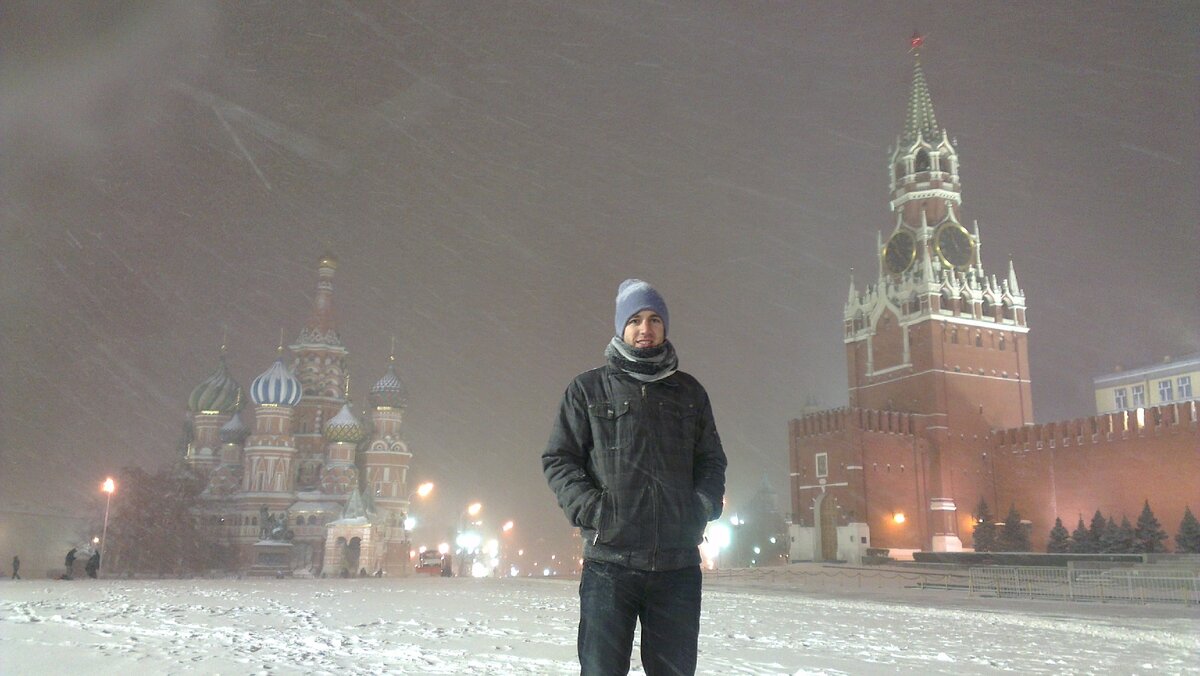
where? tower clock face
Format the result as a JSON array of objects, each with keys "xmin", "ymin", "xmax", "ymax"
[
  {"xmin": 933, "ymin": 222, "xmax": 974, "ymax": 269},
  {"xmin": 882, "ymin": 230, "xmax": 916, "ymax": 274}
]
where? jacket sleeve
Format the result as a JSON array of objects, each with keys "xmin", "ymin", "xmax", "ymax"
[
  {"xmin": 693, "ymin": 390, "xmax": 728, "ymax": 521},
  {"xmin": 542, "ymin": 379, "xmax": 603, "ymax": 529}
]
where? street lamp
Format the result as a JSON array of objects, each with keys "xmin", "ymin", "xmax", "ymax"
[
  {"xmin": 457, "ymin": 502, "xmax": 483, "ymax": 576},
  {"xmin": 500, "ymin": 520, "xmax": 515, "ymax": 576},
  {"xmin": 100, "ymin": 477, "xmax": 115, "ymax": 576},
  {"xmin": 399, "ymin": 482, "xmax": 435, "ymax": 576}
]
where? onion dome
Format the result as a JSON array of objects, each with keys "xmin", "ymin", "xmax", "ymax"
[
  {"xmin": 188, "ymin": 356, "xmax": 243, "ymax": 414},
  {"xmin": 324, "ymin": 403, "xmax": 365, "ymax": 443},
  {"xmin": 369, "ymin": 359, "xmax": 408, "ymax": 408},
  {"xmin": 250, "ymin": 358, "xmax": 302, "ymax": 406},
  {"xmin": 219, "ymin": 412, "xmax": 250, "ymax": 444}
]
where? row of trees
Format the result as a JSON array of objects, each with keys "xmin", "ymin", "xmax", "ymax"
[{"xmin": 972, "ymin": 499, "xmax": 1200, "ymax": 554}]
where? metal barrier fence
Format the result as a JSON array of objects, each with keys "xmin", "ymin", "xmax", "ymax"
[{"xmin": 968, "ymin": 566, "xmax": 1200, "ymax": 605}]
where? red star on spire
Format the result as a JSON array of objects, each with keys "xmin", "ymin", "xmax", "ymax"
[{"xmin": 910, "ymin": 32, "xmax": 925, "ymax": 51}]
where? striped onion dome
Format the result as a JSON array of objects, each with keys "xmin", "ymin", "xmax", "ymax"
[
  {"xmin": 218, "ymin": 412, "xmax": 250, "ymax": 444},
  {"xmin": 250, "ymin": 358, "xmax": 302, "ymax": 407},
  {"xmin": 369, "ymin": 361, "xmax": 408, "ymax": 408},
  {"xmin": 187, "ymin": 356, "xmax": 242, "ymax": 413},
  {"xmin": 324, "ymin": 403, "xmax": 365, "ymax": 443}
]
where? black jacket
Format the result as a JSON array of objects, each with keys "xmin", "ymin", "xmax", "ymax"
[{"xmin": 542, "ymin": 364, "xmax": 727, "ymax": 571}]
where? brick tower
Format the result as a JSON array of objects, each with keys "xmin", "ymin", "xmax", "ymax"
[{"xmin": 792, "ymin": 36, "xmax": 1035, "ymax": 557}]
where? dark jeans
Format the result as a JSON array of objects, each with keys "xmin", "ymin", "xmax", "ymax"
[{"xmin": 578, "ymin": 560, "xmax": 702, "ymax": 676}]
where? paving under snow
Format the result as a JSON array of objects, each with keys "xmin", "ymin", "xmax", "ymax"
[{"xmin": 2, "ymin": 571, "xmax": 1197, "ymax": 675}]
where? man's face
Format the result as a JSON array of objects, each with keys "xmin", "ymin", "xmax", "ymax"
[{"xmin": 622, "ymin": 310, "xmax": 665, "ymax": 349}]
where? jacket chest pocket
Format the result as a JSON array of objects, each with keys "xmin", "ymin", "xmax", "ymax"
[
  {"xmin": 588, "ymin": 399, "xmax": 633, "ymax": 451},
  {"xmin": 657, "ymin": 400, "xmax": 699, "ymax": 466}
]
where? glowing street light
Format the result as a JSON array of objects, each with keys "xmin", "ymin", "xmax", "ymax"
[
  {"xmin": 398, "ymin": 482, "xmax": 434, "ymax": 577},
  {"xmin": 99, "ymin": 477, "xmax": 115, "ymax": 576},
  {"xmin": 892, "ymin": 512, "xmax": 906, "ymax": 525}
]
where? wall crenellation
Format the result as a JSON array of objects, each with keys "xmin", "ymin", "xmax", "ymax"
[
  {"xmin": 794, "ymin": 406, "xmax": 918, "ymax": 438},
  {"xmin": 994, "ymin": 401, "xmax": 1197, "ymax": 451}
]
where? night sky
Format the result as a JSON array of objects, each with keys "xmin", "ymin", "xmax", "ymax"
[{"xmin": 2, "ymin": 2, "xmax": 1196, "ymax": 549}]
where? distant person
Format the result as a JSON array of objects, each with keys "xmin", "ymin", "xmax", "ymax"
[
  {"xmin": 64, "ymin": 548, "xmax": 77, "ymax": 579},
  {"xmin": 542, "ymin": 278, "xmax": 728, "ymax": 675},
  {"xmin": 85, "ymin": 552, "xmax": 100, "ymax": 579},
  {"xmin": 440, "ymin": 555, "xmax": 453, "ymax": 578},
  {"xmin": 11, "ymin": 555, "xmax": 19, "ymax": 579}
]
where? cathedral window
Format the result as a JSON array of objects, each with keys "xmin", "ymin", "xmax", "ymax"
[
  {"xmin": 815, "ymin": 453, "xmax": 828, "ymax": 478},
  {"xmin": 1158, "ymin": 379, "xmax": 1174, "ymax": 403},
  {"xmin": 1113, "ymin": 388, "xmax": 1128, "ymax": 410},
  {"xmin": 1179, "ymin": 376, "xmax": 1193, "ymax": 399}
]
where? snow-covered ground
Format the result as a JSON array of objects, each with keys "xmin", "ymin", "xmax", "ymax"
[{"xmin": 2, "ymin": 572, "xmax": 1197, "ymax": 675}]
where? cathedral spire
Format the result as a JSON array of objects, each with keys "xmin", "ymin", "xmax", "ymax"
[
  {"xmin": 903, "ymin": 33, "xmax": 940, "ymax": 147},
  {"xmin": 296, "ymin": 253, "xmax": 342, "ymax": 348}
]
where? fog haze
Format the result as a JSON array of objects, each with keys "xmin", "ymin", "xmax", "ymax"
[{"xmin": 2, "ymin": 2, "xmax": 1197, "ymax": 548}]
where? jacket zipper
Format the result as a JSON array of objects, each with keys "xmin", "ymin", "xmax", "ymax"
[{"xmin": 644, "ymin": 381, "xmax": 660, "ymax": 569}]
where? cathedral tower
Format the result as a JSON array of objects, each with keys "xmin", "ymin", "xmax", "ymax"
[
  {"xmin": 184, "ymin": 349, "xmax": 242, "ymax": 476},
  {"xmin": 240, "ymin": 353, "xmax": 302, "ymax": 507},
  {"xmin": 288, "ymin": 254, "xmax": 349, "ymax": 490},
  {"xmin": 363, "ymin": 353, "xmax": 414, "ymax": 575}
]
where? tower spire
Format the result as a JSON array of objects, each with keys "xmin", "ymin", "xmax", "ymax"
[
  {"xmin": 296, "ymin": 253, "xmax": 343, "ymax": 348},
  {"xmin": 903, "ymin": 33, "xmax": 940, "ymax": 147}
]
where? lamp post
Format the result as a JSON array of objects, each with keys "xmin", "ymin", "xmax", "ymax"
[
  {"xmin": 399, "ymin": 482, "xmax": 434, "ymax": 576},
  {"xmin": 100, "ymin": 477, "xmax": 115, "ymax": 577},
  {"xmin": 456, "ymin": 502, "xmax": 482, "ymax": 576},
  {"xmin": 500, "ymin": 520, "xmax": 515, "ymax": 577}
]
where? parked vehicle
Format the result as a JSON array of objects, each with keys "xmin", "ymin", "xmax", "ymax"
[{"xmin": 416, "ymin": 551, "xmax": 447, "ymax": 576}]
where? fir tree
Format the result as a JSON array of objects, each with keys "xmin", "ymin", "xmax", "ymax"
[
  {"xmin": 1115, "ymin": 516, "xmax": 1135, "ymax": 553},
  {"xmin": 1046, "ymin": 517, "xmax": 1071, "ymax": 553},
  {"xmin": 105, "ymin": 463, "xmax": 224, "ymax": 576},
  {"xmin": 1176, "ymin": 506, "xmax": 1200, "ymax": 554},
  {"xmin": 1070, "ymin": 515, "xmax": 1092, "ymax": 553},
  {"xmin": 972, "ymin": 498, "xmax": 997, "ymax": 553},
  {"xmin": 997, "ymin": 504, "xmax": 1031, "ymax": 552},
  {"xmin": 1132, "ymin": 500, "xmax": 1168, "ymax": 554},
  {"xmin": 1098, "ymin": 516, "xmax": 1125, "ymax": 553},
  {"xmin": 1087, "ymin": 510, "xmax": 1108, "ymax": 552}
]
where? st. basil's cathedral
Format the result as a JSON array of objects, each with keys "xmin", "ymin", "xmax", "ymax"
[{"xmin": 181, "ymin": 254, "xmax": 414, "ymax": 576}]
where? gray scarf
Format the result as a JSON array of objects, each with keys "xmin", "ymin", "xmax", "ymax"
[{"xmin": 605, "ymin": 337, "xmax": 678, "ymax": 382}]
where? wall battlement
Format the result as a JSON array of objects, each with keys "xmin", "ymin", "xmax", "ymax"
[
  {"xmin": 793, "ymin": 406, "xmax": 918, "ymax": 438},
  {"xmin": 993, "ymin": 401, "xmax": 1198, "ymax": 450}
]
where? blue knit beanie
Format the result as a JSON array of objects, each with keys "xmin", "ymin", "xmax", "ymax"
[{"xmin": 614, "ymin": 279, "xmax": 669, "ymax": 338}]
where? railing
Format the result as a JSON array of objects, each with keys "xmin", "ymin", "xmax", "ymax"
[
  {"xmin": 968, "ymin": 566, "xmax": 1200, "ymax": 605},
  {"xmin": 704, "ymin": 565, "xmax": 970, "ymax": 592}
]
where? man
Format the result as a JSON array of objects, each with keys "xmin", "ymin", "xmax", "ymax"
[
  {"xmin": 10, "ymin": 555, "xmax": 18, "ymax": 580},
  {"xmin": 64, "ymin": 547, "xmax": 77, "ymax": 580},
  {"xmin": 543, "ymin": 278, "xmax": 727, "ymax": 675}
]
